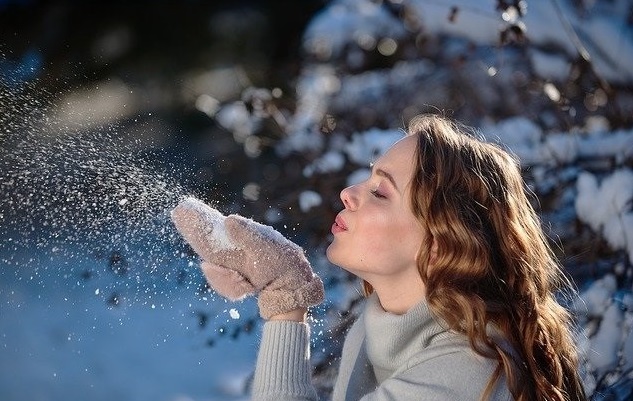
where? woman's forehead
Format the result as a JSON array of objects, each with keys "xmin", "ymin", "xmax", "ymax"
[
  {"xmin": 378, "ymin": 135, "xmax": 417, "ymax": 165},
  {"xmin": 375, "ymin": 136, "xmax": 417, "ymax": 184}
]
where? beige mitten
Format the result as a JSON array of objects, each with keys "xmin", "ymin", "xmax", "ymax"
[{"xmin": 171, "ymin": 197, "xmax": 324, "ymax": 319}]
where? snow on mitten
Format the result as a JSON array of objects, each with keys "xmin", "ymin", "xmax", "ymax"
[
  {"xmin": 171, "ymin": 197, "xmax": 324, "ymax": 319},
  {"xmin": 171, "ymin": 197, "xmax": 254, "ymax": 300}
]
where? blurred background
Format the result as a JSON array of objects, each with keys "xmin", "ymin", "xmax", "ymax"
[
  {"xmin": 1, "ymin": 0, "xmax": 632, "ymax": 400},
  {"xmin": 0, "ymin": 0, "xmax": 326, "ymax": 211}
]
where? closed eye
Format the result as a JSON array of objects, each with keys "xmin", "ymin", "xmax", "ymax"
[{"xmin": 370, "ymin": 189, "xmax": 387, "ymax": 199}]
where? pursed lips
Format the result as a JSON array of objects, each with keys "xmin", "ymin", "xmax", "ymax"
[{"xmin": 331, "ymin": 214, "xmax": 348, "ymax": 234}]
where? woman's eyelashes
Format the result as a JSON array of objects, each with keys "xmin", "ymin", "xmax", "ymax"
[{"xmin": 370, "ymin": 188, "xmax": 387, "ymax": 199}]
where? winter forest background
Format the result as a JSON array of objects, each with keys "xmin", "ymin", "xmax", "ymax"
[{"xmin": 1, "ymin": 0, "xmax": 632, "ymax": 400}]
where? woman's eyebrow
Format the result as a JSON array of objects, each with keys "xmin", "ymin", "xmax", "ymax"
[{"xmin": 371, "ymin": 164, "xmax": 399, "ymax": 192}]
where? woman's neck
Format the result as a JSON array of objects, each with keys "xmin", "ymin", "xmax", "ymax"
[{"xmin": 370, "ymin": 275, "xmax": 426, "ymax": 315}]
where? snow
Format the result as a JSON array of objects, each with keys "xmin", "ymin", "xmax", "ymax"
[
  {"xmin": 480, "ymin": 119, "xmax": 633, "ymax": 167},
  {"xmin": 175, "ymin": 196, "xmax": 294, "ymax": 247},
  {"xmin": 303, "ymin": 151, "xmax": 346, "ymax": 176},
  {"xmin": 215, "ymin": 102, "xmax": 259, "ymax": 140},
  {"xmin": 174, "ymin": 197, "xmax": 237, "ymax": 251},
  {"xmin": 0, "ymin": 250, "xmax": 259, "ymax": 401},
  {"xmin": 304, "ymin": 0, "xmax": 633, "ymax": 84},
  {"xmin": 299, "ymin": 191, "xmax": 323, "ymax": 213},
  {"xmin": 528, "ymin": 48, "xmax": 572, "ymax": 83},
  {"xmin": 2, "ymin": 0, "xmax": 633, "ymax": 400},
  {"xmin": 303, "ymin": 0, "xmax": 408, "ymax": 62},
  {"xmin": 344, "ymin": 128, "xmax": 404, "ymax": 165},
  {"xmin": 575, "ymin": 169, "xmax": 633, "ymax": 263}
]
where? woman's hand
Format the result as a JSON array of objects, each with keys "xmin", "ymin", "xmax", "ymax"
[{"xmin": 172, "ymin": 198, "xmax": 324, "ymax": 319}]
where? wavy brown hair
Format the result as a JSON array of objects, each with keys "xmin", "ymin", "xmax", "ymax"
[{"xmin": 366, "ymin": 114, "xmax": 586, "ymax": 401}]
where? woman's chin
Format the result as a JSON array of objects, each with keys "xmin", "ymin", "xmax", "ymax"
[
  {"xmin": 326, "ymin": 244, "xmax": 347, "ymax": 270},
  {"xmin": 325, "ymin": 243, "xmax": 337, "ymax": 265}
]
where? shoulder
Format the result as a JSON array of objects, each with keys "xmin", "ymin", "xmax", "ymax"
[
  {"xmin": 396, "ymin": 334, "xmax": 511, "ymax": 400},
  {"xmin": 339, "ymin": 311, "xmax": 365, "ymax": 356},
  {"xmin": 406, "ymin": 331, "xmax": 495, "ymax": 374}
]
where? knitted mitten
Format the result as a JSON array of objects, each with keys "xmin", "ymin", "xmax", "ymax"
[{"xmin": 171, "ymin": 197, "xmax": 324, "ymax": 319}]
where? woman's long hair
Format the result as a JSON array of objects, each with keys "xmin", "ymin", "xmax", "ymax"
[{"xmin": 378, "ymin": 114, "xmax": 586, "ymax": 401}]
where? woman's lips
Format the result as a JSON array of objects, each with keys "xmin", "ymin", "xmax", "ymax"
[{"xmin": 331, "ymin": 215, "xmax": 347, "ymax": 234}]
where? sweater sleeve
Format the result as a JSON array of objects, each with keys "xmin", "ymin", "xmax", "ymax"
[{"xmin": 252, "ymin": 320, "xmax": 319, "ymax": 401}]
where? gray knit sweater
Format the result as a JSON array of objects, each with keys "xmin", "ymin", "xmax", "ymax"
[{"xmin": 252, "ymin": 293, "xmax": 513, "ymax": 401}]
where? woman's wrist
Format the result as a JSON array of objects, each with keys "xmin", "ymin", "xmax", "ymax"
[{"xmin": 268, "ymin": 307, "xmax": 307, "ymax": 322}]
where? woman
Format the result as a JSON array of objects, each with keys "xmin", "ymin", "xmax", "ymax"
[{"xmin": 171, "ymin": 114, "xmax": 587, "ymax": 401}]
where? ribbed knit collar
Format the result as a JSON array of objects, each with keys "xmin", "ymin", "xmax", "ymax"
[{"xmin": 363, "ymin": 293, "xmax": 448, "ymax": 382}]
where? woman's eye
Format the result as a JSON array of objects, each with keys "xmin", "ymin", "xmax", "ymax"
[{"xmin": 370, "ymin": 189, "xmax": 387, "ymax": 199}]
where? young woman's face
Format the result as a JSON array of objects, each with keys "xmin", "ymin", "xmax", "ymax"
[{"xmin": 327, "ymin": 135, "xmax": 428, "ymax": 285}]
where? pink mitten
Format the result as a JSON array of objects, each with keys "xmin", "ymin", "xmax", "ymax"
[{"xmin": 171, "ymin": 197, "xmax": 324, "ymax": 319}]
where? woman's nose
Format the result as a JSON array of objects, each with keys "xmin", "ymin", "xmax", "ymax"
[{"xmin": 340, "ymin": 185, "xmax": 357, "ymax": 210}]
